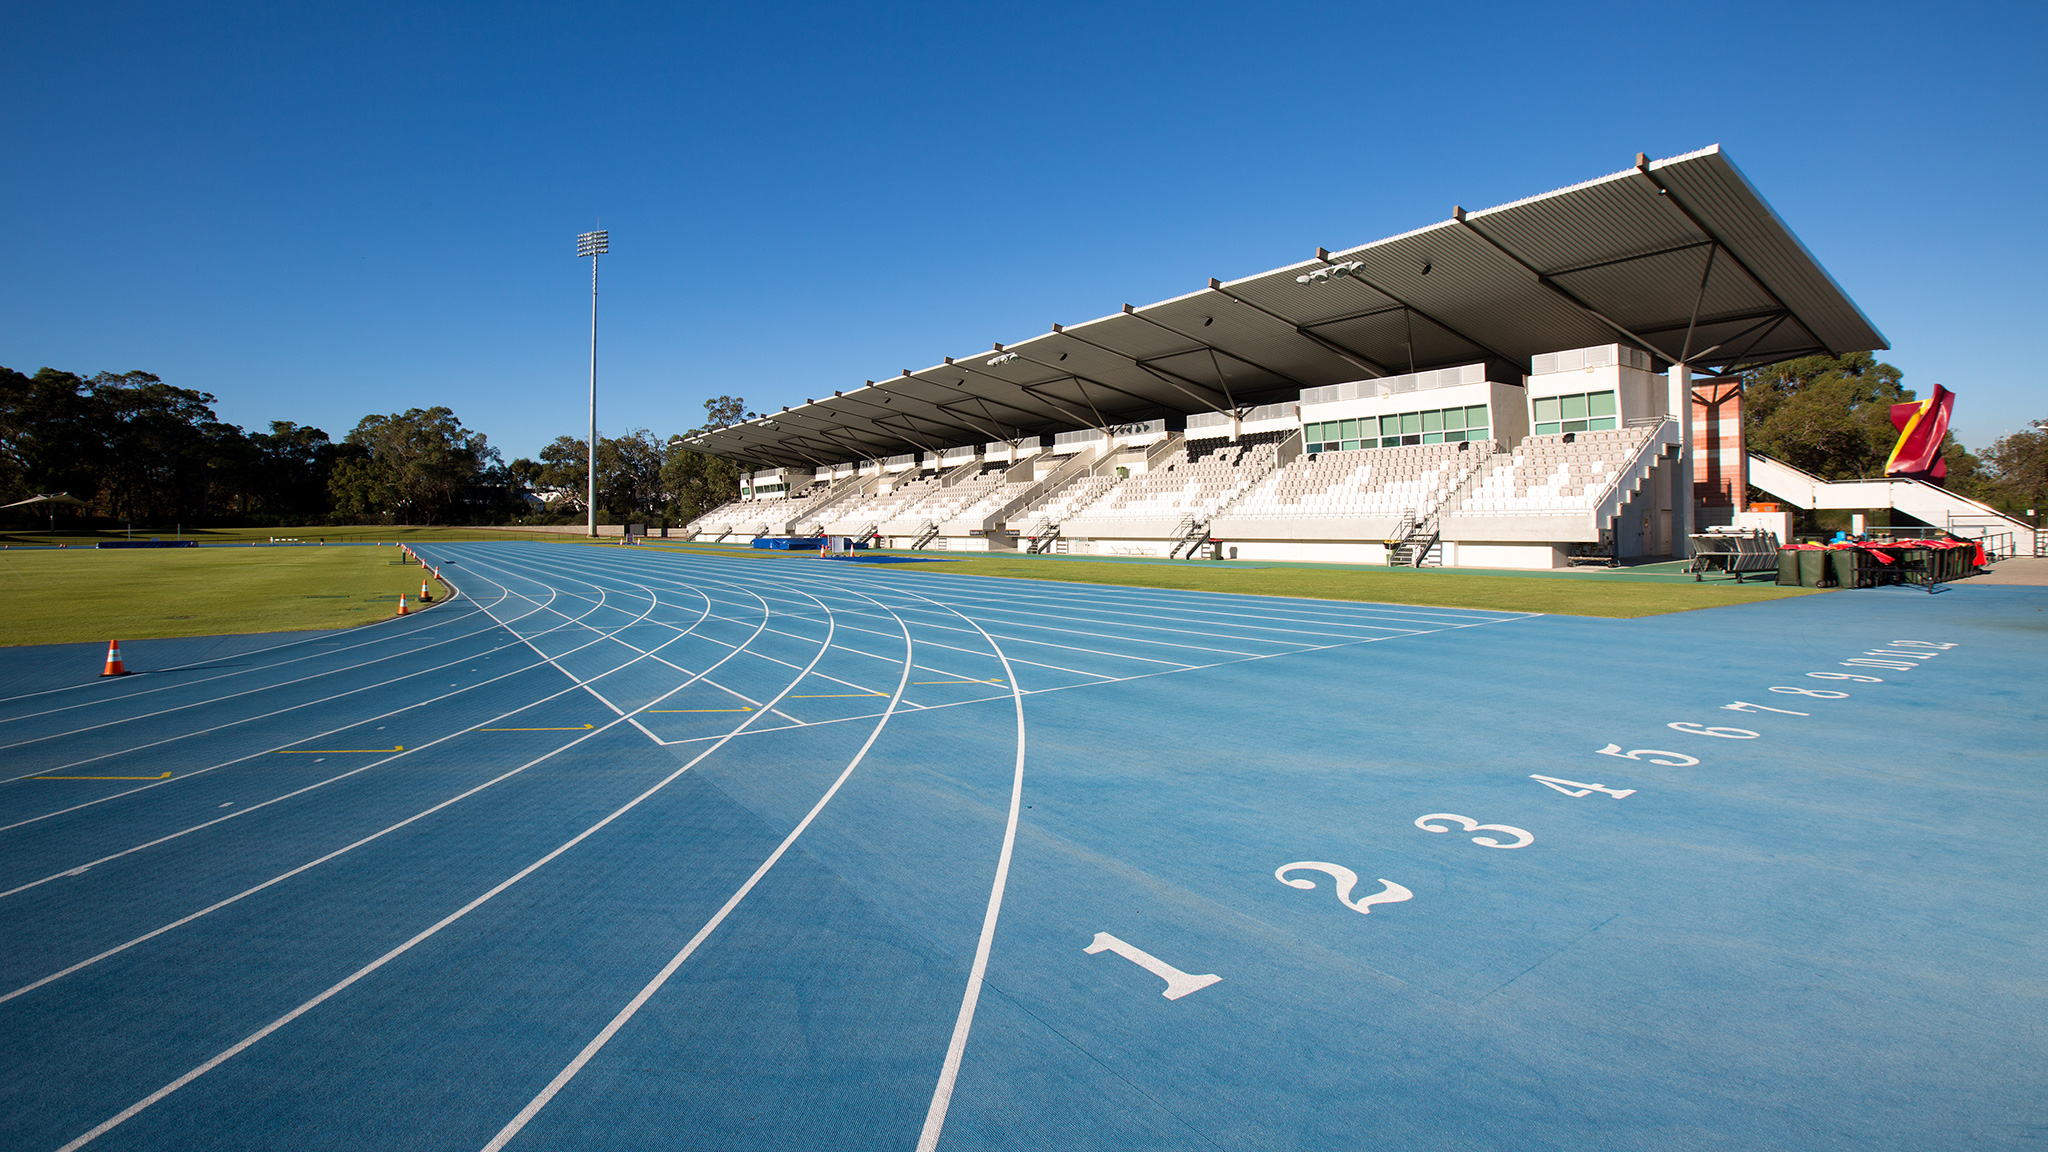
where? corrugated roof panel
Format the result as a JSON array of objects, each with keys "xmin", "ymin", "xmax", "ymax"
[
  {"xmin": 686, "ymin": 146, "xmax": 1884, "ymax": 465},
  {"xmin": 1651, "ymin": 151, "xmax": 1886, "ymax": 354}
]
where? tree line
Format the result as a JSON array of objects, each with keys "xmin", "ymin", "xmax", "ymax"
[
  {"xmin": 4, "ymin": 358, "xmax": 2041, "ymax": 532},
  {"xmin": 0, "ymin": 365, "xmax": 750, "ymax": 531},
  {"xmin": 1740, "ymin": 353, "xmax": 2044, "ymax": 516}
]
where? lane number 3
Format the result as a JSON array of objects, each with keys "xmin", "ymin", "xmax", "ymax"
[{"xmin": 1414, "ymin": 813, "xmax": 1534, "ymax": 849}]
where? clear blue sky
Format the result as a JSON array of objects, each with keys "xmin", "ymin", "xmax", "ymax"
[{"xmin": 6, "ymin": 0, "xmax": 2043, "ymax": 460}]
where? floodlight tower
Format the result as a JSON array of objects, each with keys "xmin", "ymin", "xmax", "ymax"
[{"xmin": 577, "ymin": 228, "xmax": 609, "ymax": 537}]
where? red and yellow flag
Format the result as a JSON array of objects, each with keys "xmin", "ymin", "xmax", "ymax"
[{"xmin": 1884, "ymin": 384, "xmax": 1953, "ymax": 482}]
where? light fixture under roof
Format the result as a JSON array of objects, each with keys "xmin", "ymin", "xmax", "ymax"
[
  {"xmin": 1295, "ymin": 261, "xmax": 1363, "ymax": 285},
  {"xmin": 987, "ymin": 352, "xmax": 1019, "ymax": 367}
]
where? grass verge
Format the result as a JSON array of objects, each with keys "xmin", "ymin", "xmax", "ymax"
[
  {"xmin": 868, "ymin": 554, "xmax": 1816, "ymax": 618},
  {"xmin": 0, "ymin": 525, "xmax": 579, "ymax": 549},
  {"xmin": 0, "ymin": 544, "xmax": 455, "ymax": 646}
]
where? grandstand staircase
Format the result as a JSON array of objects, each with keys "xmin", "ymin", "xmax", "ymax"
[
  {"xmin": 910, "ymin": 522, "xmax": 942, "ymax": 550},
  {"xmin": 1026, "ymin": 522, "xmax": 1062, "ymax": 554},
  {"xmin": 1386, "ymin": 510, "xmax": 1442, "ymax": 568},
  {"xmin": 1168, "ymin": 516, "xmax": 1211, "ymax": 559}
]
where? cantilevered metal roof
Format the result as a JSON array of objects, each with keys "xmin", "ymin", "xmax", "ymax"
[{"xmin": 684, "ymin": 146, "xmax": 1886, "ymax": 468}]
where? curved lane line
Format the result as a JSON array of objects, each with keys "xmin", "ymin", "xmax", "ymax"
[
  {"xmin": 0, "ymin": 583, "xmax": 562, "ymax": 771},
  {"xmin": 49, "ymin": 561, "xmax": 845, "ymax": 1152},
  {"xmin": 0, "ymin": 553, "xmax": 756, "ymax": 1003},
  {"xmin": 0, "ymin": 561, "xmax": 707, "ymax": 893},
  {"xmin": 479, "ymin": 575, "xmax": 916, "ymax": 1151}
]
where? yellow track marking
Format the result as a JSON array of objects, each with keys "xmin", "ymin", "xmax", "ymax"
[{"xmin": 35, "ymin": 772, "xmax": 173, "ymax": 781}]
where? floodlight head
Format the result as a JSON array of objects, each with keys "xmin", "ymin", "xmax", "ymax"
[
  {"xmin": 987, "ymin": 352, "xmax": 1019, "ymax": 367},
  {"xmin": 1295, "ymin": 261, "xmax": 1361, "ymax": 286},
  {"xmin": 577, "ymin": 229, "xmax": 609, "ymax": 257}
]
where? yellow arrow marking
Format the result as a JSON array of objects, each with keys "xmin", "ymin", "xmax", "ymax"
[
  {"xmin": 273, "ymin": 746, "xmax": 404, "ymax": 754},
  {"xmin": 35, "ymin": 772, "xmax": 173, "ymax": 780},
  {"xmin": 475, "ymin": 724, "xmax": 597, "ymax": 731},
  {"xmin": 646, "ymin": 707, "xmax": 754, "ymax": 713},
  {"xmin": 914, "ymin": 679, "xmax": 1006, "ymax": 685}
]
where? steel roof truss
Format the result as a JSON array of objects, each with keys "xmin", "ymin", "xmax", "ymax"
[
  {"xmin": 1038, "ymin": 328, "xmax": 1232, "ymax": 415},
  {"xmin": 1204, "ymin": 280, "xmax": 1392, "ymax": 378}
]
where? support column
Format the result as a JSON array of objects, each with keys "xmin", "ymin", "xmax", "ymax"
[{"xmin": 1668, "ymin": 362, "xmax": 1694, "ymax": 557}]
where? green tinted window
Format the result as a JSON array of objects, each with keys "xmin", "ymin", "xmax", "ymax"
[
  {"xmin": 1561, "ymin": 394, "xmax": 1588, "ymax": 420},
  {"xmin": 1421, "ymin": 409, "xmax": 1442, "ymax": 433},
  {"xmin": 1380, "ymin": 415, "xmax": 1399, "ymax": 437},
  {"xmin": 1440, "ymin": 407, "xmax": 1465, "ymax": 431},
  {"xmin": 1421, "ymin": 431, "xmax": 1443, "ymax": 444},
  {"xmin": 1587, "ymin": 417, "xmax": 1618, "ymax": 431},
  {"xmin": 1533, "ymin": 396, "xmax": 1561, "ymax": 422},
  {"xmin": 1534, "ymin": 422, "xmax": 1560, "ymax": 435},
  {"xmin": 1468, "ymin": 405, "xmax": 1489, "ymax": 427},
  {"xmin": 1400, "ymin": 412, "xmax": 1421, "ymax": 435},
  {"xmin": 1589, "ymin": 391, "xmax": 1617, "ymax": 417}
]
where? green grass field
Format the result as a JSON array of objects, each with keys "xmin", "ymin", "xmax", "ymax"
[
  {"xmin": 0, "ymin": 524, "xmax": 576, "ymax": 549},
  {"xmin": 875, "ymin": 555, "xmax": 1812, "ymax": 618},
  {"xmin": 0, "ymin": 545, "xmax": 460, "ymax": 647},
  {"xmin": 635, "ymin": 542, "xmax": 1815, "ymax": 618}
]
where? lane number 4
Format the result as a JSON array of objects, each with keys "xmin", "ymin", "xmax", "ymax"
[{"xmin": 1531, "ymin": 774, "xmax": 1635, "ymax": 799}]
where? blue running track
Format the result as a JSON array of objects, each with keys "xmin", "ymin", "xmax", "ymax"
[{"xmin": 0, "ymin": 542, "xmax": 2041, "ymax": 1150}]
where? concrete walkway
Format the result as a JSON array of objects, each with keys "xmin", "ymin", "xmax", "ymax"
[{"xmin": 1966, "ymin": 556, "xmax": 2048, "ymax": 585}]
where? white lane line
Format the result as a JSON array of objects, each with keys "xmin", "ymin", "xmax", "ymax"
[
  {"xmin": 486, "ymin": 550, "xmax": 903, "ymax": 702},
  {"xmin": 0, "ymin": 556, "xmax": 518, "ymax": 712},
  {"xmin": 457, "ymin": 553, "xmax": 829, "ymax": 731},
  {"xmin": 455, "ymin": 554, "xmax": 814, "ymax": 731},
  {"xmin": 49, "ymin": 573, "xmax": 845, "ymax": 1152},
  {"xmin": 907, "ymin": 587, "xmax": 1029, "ymax": 1152},
  {"xmin": 0, "ymin": 572, "xmax": 711, "ymax": 894},
  {"xmin": 1, "ymin": 566, "xmax": 773, "ymax": 1005},
  {"xmin": 647, "ymin": 603, "xmax": 1538, "ymax": 746},
  {"xmin": 0, "ymin": 582, "xmax": 520, "ymax": 729},
  {"xmin": 478, "ymin": 582, "xmax": 917, "ymax": 1151},
  {"xmin": 0, "ymin": 589, "xmax": 593, "ymax": 826},
  {"xmin": 0, "ymin": 566, "xmax": 589, "ymax": 782},
  {"xmin": 0, "ymin": 590, "xmax": 561, "ymax": 769}
]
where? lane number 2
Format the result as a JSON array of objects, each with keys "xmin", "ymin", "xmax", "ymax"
[{"xmin": 1275, "ymin": 863, "xmax": 1413, "ymax": 915}]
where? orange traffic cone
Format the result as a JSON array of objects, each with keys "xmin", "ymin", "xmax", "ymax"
[
  {"xmin": 397, "ymin": 593, "xmax": 409, "ymax": 616},
  {"xmin": 101, "ymin": 640, "xmax": 130, "ymax": 677},
  {"xmin": 420, "ymin": 579, "xmax": 433, "ymax": 603}
]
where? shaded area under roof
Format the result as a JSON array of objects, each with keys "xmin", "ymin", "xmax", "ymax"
[{"xmin": 686, "ymin": 147, "xmax": 1885, "ymax": 469}]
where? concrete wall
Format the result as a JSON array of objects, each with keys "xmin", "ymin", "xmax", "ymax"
[
  {"xmin": 1223, "ymin": 540, "xmax": 1390, "ymax": 564},
  {"xmin": 1452, "ymin": 542, "xmax": 1570, "ymax": 569}
]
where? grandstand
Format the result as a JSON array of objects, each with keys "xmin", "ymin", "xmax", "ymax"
[{"xmin": 681, "ymin": 147, "xmax": 1930, "ymax": 568}]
